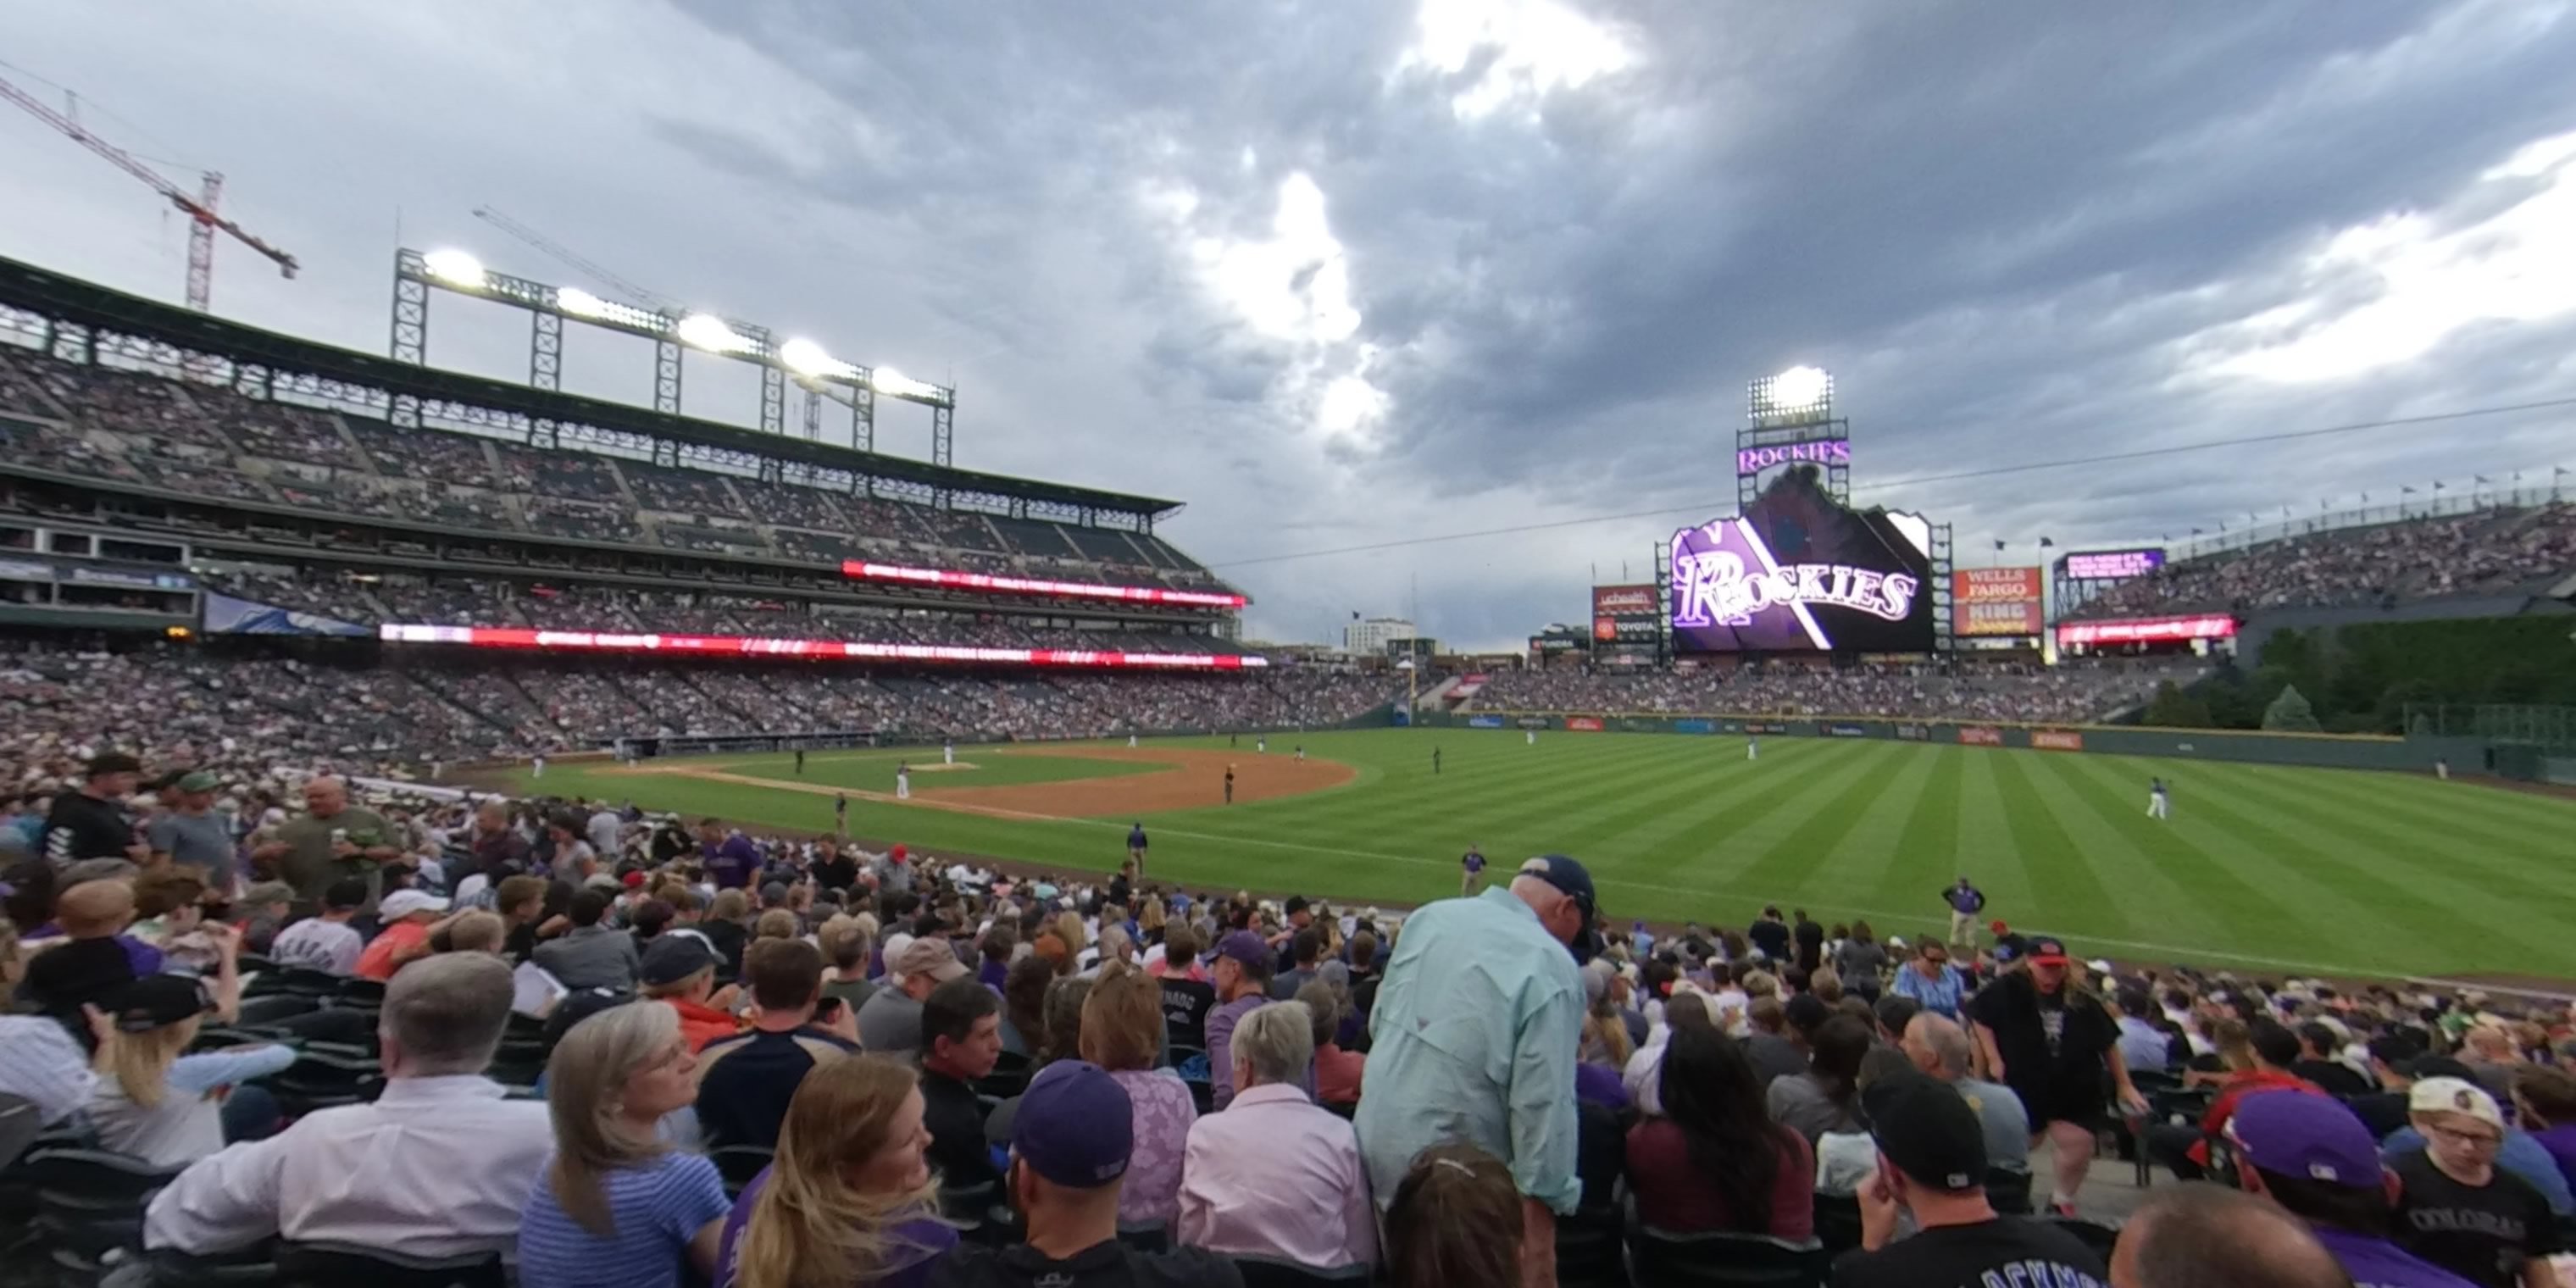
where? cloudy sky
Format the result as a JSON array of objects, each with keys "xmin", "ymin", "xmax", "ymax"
[{"xmin": 6, "ymin": 1, "xmax": 2575, "ymax": 649}]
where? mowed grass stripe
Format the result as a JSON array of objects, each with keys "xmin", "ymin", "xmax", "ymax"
[
  {"xmin": 1729, "ymin": 742, "xmax": 1922, "ymax": 896},
  {"xmin": 2214, "ymin": 761, "xmax": 2576, "ymax": 908},
  {"xmin": 1952, "ymin": 752, "xmax": 2039, "ymax": 924},
  {"xmin": 1797, "ymin": 744, "xmax": 1950, "ymax": 896},
  {"xmin": 1541, "ymin": 744, "xmax": 1817, "ymax": 869},
  {"xmin": 1852, "ymin": 746, "xmax": 1967, "ymax": 922},
  {"xmin": 2011, "ymin": 753, "xmax": 2211, "ymax": 941},
  {"xmin": 1638, "ymin": 742, "xmax": 1907, "ymax": 883},
  {"xmin": 2046, "ymin": 753, "xmax": 2435, "ymax": 964},
  {"xmin": 2029, "ymin": 751, "xmax": 2307, "ymax": 951},
  {"xmin": 1982, "ymin": 750, "xmax": 2155, "ymax": 943},
  {"xmin": 2251, "ymin": 767, "xmax": 2575, "ymax": 882}
]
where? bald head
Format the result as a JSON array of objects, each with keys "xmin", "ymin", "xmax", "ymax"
[
  {"xmin": 2112, "ymin": 1183, "xmax": 2351, "ymax": 1288},
  {"xmin": 303, "ymin": 775, "xmax": 349, "ymax": 815},
  {"xmin": 1903, "ymin": 1013, "xmax": 1974, "ymax": 1080}
]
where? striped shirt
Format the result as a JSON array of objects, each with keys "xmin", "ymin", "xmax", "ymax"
[{"xmin": 518, "ymin": 1151, "xmax": 730, "ymax": 1288}]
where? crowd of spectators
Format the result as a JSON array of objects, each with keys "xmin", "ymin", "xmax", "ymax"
[
  {"xmin": 2073, "ymin": 504, "xmax": 2576, "ymax": 620},
  {"xmin": 1473, "ymin": 659, "xmax": 2195, "ymax": 725},
  {"xmin": 0, "ymin": 341, "xmax": 1236, "ymax": 597},
  {"xmin": 5, "ymin": 766, "xmax": 2572, "ymax": 1288}
]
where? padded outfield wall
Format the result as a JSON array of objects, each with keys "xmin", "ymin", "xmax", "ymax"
[{"xmin": 1415, "ymin": 710, "xmax": 2496, "ymax": 774}]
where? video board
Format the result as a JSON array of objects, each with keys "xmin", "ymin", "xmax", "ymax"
[{"xmin": 1668, "ymin": 468, "xmax": 1935, "ymax": 653}]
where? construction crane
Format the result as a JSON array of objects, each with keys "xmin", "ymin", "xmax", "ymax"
[
  {"xmin": 0, "ymin": 72, "xmax": 298, "ymax": 313},
  {"xmin": 472, "ymin": 205, "xmax": 684, "ymax": 316}
]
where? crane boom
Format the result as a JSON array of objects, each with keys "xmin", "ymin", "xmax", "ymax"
[
  {"xmin": 472, "ymin": 205, "xmax": 681, "ymax": 316},
  {"xmin": 0, "ymin": 73, "xmax": 297, "ymax": 311}
]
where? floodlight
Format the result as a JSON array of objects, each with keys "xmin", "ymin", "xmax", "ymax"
[
  {"xmin": 780, "ymin": 337, "xmax": 858, "ymax": 380},
  {"xmin": 676, "ymin": 314, "xmax": 751, "ymax": 354},
  {"xmin": 556, "ymin": 286, "xmax": 608, "ymax": 318},
  {"xmin": 1768, "ymin": 365, "xmax": 1829, "ymax": 410},
  {"xmin": 421, "ymin": 249, "xmax": 487, "ymax": 288},
  {"xmin": 556, "ymin": 287, "xmax": 664, "ymax": 330},
  {"xmin": 872, "ymin": 367, "xmax": 940, "ymax": 401}
]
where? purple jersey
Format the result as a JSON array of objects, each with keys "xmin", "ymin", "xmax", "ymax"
[{"xmin": 1463, "ymin": 851, "xmax": 1485, "ymax": 874}]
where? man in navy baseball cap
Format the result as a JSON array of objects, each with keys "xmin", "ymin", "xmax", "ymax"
[
  {"xmin": 1515, "ymin": 853, "xmax": 1604, "ymax": 964},
  {"xmin": 939, "ymin": 1061, "xmax": 1243, "ymax": 1288}
]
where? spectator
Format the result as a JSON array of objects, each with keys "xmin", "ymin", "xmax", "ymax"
[
  {"xmin": 1082, "ymin": 963, "xmax": 1196, "ymax": 1228},
  {"xmin": 1176, "ymin": 997, "xmax": 1374, "ymax": 1267},
  {"xmin": 1890, "ymin": 938, "xmax": 1965, "ymax": 1020},
  {"xmin": 1002, "ymin": 955, "xmax": 1054, "ymax": 1058},
  {"xmin": 19, "ymin": 878, "xmax": 146, "ymax": 1022},
  {"xmin": 819, "ymin": 915, "xmax": 879, "ymax": 1013},
  {"xmin": 919, "ymin": 976, "xmax": 1005, "ymax": 1202},
  {"xmin": 354, "ymin": 889, "xmax": 454, "ymax": 982},
  {"xmin": 42, "ymin": 751, "xmax": 142, "ymax": 866},
  {"xmin": 236, "ymin": 881, "xmax": 298, "ymax": 957},
  {"xmin": 1901, "ymin": 1013, "xmax": 2032, "ymax": 1174},
  {"xmin": 536, "ymin": 889, "xmax": 644, "ymax": 992},
  {"xmin": 147, "ymin": 769, "xmax": 236, "ymax": 891},
  {"xmin": 0, "ymin": 918, "xmax": 98, "ymax": 1127},
  {"xmin": 1203, "ymin": 930, "xmax": 1278, "ymax": 1111},
  {"xmin": 858, "ymin": 935, "xmax": 967, "ymax": 1060},
  {"xmin": 976, "ymin": 924, "xmax": 1017, "ymax": 992},
  {"xmin": 642, "ymin": 935, "xmax": 741, "ymax": 1052},
  {"xmin": 2111, "ymin": 1181, "xmax": 2357, "ymax": 1288},
  {"xmin": 717, "ymin": 1055, "xmax": 956, "ymax": 1288},
  {"xmin": 1968, "ymin": 936, "xmax": 2147, "ymax": 1217},
  {"xmin": 2388, "ymin": 1078, "xmax": 2565, "ymax": 1288},
  {"xmin": 1269, "ymin": 928, "xmax": 1323, "ymax": 1001},
  {"xmin": 1834, "ymin": 921, "xmax": 1888, "ymax": 997},
  {"xmin": 88, "ymin": 966, "xmax": 294, "ymax": 1166},
  {"xmin": 1355, "ymin": 855, "xmax": 1592, "ymax": 1288},
  {"xmin": 1302, "ymin": 979, "xmax": 1365, "ymax": 1108},
  {"xmin": 497, "ymin": 874, "xmax": 552, "ymax": 963},
  {"xmin": 251, "ymin": 774, "xmax": 401, "ymax": 914},
  {"xmin": 1625, "ymin": 1021, "xmax": 1816, "ymax": 1241},
  {"xmin": 1382, "ymin": 1143, "xmax": 1522, "ymax": 1288},
  {"xmin": 1743, "ymin": 995, "xmax": 1810, "ymax": 1087},
  {"xmin": 701, "ymin": 819, "xmax": 759, "ymax": 891},
  {"xmin": 2115, "ymin": 985, "xmax": 2175, "ymax": 1074},
  {"xmin": 444, "ymin": 910, "xmax": 508, "ymax": 957},
  {"xmin": 143, "ymin": 953, "xmax": 552, "ymax": 1259},
  {"xmin": 1153, "ymin": 925, "xmax": 1214, "ymax": 1051},
  {"xmin": 702, "ymin": 889, "xmax": 752, "ymax": 974},
  {"xmin": 934, "ymin": 1060, "xmax": 1241, "ymax": 1288},
  {"xmin": 2294, "ymin": 1021, "xmax": 2373, "ymax": 1097},
  {"xmin": 269, "ymin": 878, "xmax": 369, "ymax": 975},
  {"xmin": 2512, "ymin": 1066, "xmax": 2576, "ymax": 1200},
  {"xmin": 2383, "ymin": 1060, "xmax": 2573, "ymax": 1215},
  {"xmin": 1828, "ymin": 1073, "xmax": 2109, "ymax": 1288},
  {"xmin": 520, "ymin": 1002, "xmax": 730, "ymax": 1288},
  {"xmin": 1040, "ymin": 976, "xmax": 1092, "ymax": 1067},
  {"xmin": 2223, "ymin": 1090, "xmax": 2479, "ymax": 1288},
  {"xmin": 697, "ymin": 939, "xmax": 859, "ymax": 1149},
  {"xmin": 1769, "ymin": 1013, "xmax": 1871, "ymax": 1145},
  {"xmin": 2150, "ymin": 1019, "xmax": 2323, "ymax": 1182}
]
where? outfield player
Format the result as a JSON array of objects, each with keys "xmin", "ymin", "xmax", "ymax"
[
  {"xmin": 835, "ymin": 792, "xmax": 848, "ymax": 829},
  {"xmin": 1461, "ymin": 843, "xmax": 1486, "ymax": 896},
  {"xmin": 1431, "ymin": 747, "xmax": 1442, "ymax": 774},
  {"xmin": 2148, "ymin": 776, "xmax": 2170, "ymax": 819},
  {"xmin": 896, "ymin": 763, "xmax": 912, "ymax": 800},
  {"xmin": 795, "ymin": 747, "xmax": 806, "ymax": 774},
  {"xmin": 1746, "ymin": 736, "xmax": 1758, "ymax": 762},
  {"xmin": 1526, "ymin": 728, "xmax": 1536, "ymax": 746}
]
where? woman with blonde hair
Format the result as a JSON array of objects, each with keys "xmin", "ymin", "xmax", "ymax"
[
  {"xmin": 519, "ymin": 1002, "xmax": 727, "ymax": 1288},
  {"xmin": 1079, "ymin": 962, "xmax": 1196, "ymax": 1225},
  {"xmin": 715, "ymin": 1055, "xmax": 954, "ymax": 1288},
  {"xmin": 87, "ymin": 946, "xmax": 294, "ymax": 1166}
]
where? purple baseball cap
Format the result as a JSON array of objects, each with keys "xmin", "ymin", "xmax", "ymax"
[
  {"xmin": 1012, "ymin": 1060, "xmax": 1132, "ymax": 1188},
  {"xmin": 1213, "ymin": 930, "xmax": 1271, "ymax": 968},
  {"xmin": 2226, "ymin": 1090, "xmax": 2380, "ymax": 1187}
]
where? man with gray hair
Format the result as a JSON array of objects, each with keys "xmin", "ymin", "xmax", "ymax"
[
  {"xmin": 1357, "ymin": 854, "xmax": 1595, "ymax": 1288},
  {"xmin": 1902, "ymin": 1012, "xmax": 2032, "ymax": 1174},
  {"xmin": 1178, "ymin": 1002, "xmax": 1378, "ymax": 1270},
  {"xmin": 142, "ymin": 953, "xmax": 552, "ymax": 1260}
]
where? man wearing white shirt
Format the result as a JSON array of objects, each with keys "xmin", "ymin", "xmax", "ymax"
[
  {"xmin": 586, "ymin": 804, "xmax": 623, "ymax": 863},
  {"xmin": 142, "ymin": 953, "xmax": 551, "ymax": 1261},
  {"xmin": 1178, "ymin": 1002, "xmax": 1377, "ymax": 1270}
]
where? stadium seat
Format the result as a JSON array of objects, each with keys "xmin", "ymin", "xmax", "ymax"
[
  {"xmin": 1116, "ymin": 1219, "xmax": 1168, "ymax": 1252},
  {"xmin": 1985, "ymin": 1167, "xmax": 2033, "ymax": 1216},
  {"xmin": 1231, "ymin": 1256, "xmax": 1374, "ymax": 1288},
  {"xmin": 143, "ymin": 1245, "xmax": 285, "ymax": 1288},
  {"xmin": 16, "ymin": 1147, "xmax": 183, "ymax": 1281},
  {"xmin": 265, "ymin": 1052, "xmax": 384, "ymax": 1117},
  {"xmin": 1629, "ymin": 1226, "xmax": 1829, "ymax": 1288},
  {"xmin": 246, "ymin": 966, "xmax": 341, "ymax": 1001},
  {"xmin": 0, "ymin": 1094, "xmax": 41, "ymax": 1171},
  {"xmin": 275, "ymin": 1240, "xmax": 506, "ymax": 1288},
  {"xmin": 708, "ymin": 1145, "xmax": 774, "ymax": 1198},
  {"xmin": 1811, "ymin": 1192, "xmax": 1864, "ymax": 1257},
  {"xmin": 233, "ymin": 994, "xmax": 321, "ymax": 1027},
  {"xmin": 1554, "ymin": 1205, "xmax": 1625, "ymax": 1288}
]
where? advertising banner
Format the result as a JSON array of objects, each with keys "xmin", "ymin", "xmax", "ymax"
[
  {"xmin": 1894, "ymin": 724, "xmax": 1930, "ymax": 741},
  {"xmin": 1670, "ymin": 470, "xmax": 1934, "ymax": 653},
  {"xmin": 1467, "ymin": 714, "xmax": 1506, "ymax": 729},
  {"xmin": 2032, "ymin": 730, "xmax": 2085, "ymax": 751},
  {"xmin": 2054, "ymin": 614, "xmax": 2236, "ymax": 647},
  {"xmin": 1746, "ymin": 721, "xmax": 1793, "ymax": 736},
  {"xmin": 1825, "ymin": 723, "xmax": 1869, "ymax": 737},
  {"xmin": 1736, "ymin": 438, "xmax": 1851, "ymax": 476},
  {"xmin": 1591, "ymin": 583, "xmax": 1663, "ymax": 645},
  {"xmin": 842, "ymin": 559, "xmax": 1244, "ymax": 608},
  {"xmin": 1958, "ymin": 726, "xmax": 2005, "ymax": 747},
  {"xmin": 380, "ymin": 624, "xmax": 1266, "ymax": 670},
  {"xmin": 1951, "ymin": 568, "xmax": 2045, "ymax": 637},
  {"xmin": 1516, "ymin": 716, "xmax": 1552, "ymax": 729},
  {"xmin": 207, "ymin": 592, "xmax": 369, "ymax": 637},
  {"xmin": 1673, "ymin": 719, "xmax": 1714, "ymax": 734},
  {"xmin": 1564, "ymin": 717, "xmax": 1606, "ymax": 732},
  {"xmin": 2060, "ymin": 548, "xmax": 2166, "ymax": 580}
]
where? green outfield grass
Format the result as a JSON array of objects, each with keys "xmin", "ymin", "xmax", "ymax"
[{"xmin": 501, "ymin": 730, "xmax": 2576, "ymax": 982}]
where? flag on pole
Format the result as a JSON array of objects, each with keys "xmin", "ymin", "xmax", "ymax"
[
  {"xmin": 2402, "ymin": 486, "xmax": 2417, "ymax": 495},
  {"xmin": 2432, "ymin": 480, "xmax": 2445, "ymax": 491},
  {"xmin": 1993, "ymin": 539, "xmax": 2006, "ymax": 552},
  {"xmin": 2038, "ymin": 536, "xmax": 2054, "ymax": 547}
]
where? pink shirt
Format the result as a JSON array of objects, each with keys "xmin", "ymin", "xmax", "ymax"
[
  {"xmin": 1109, "ymin": 1068, "xmax": 1196, "ymax": 1227},
  {"xmin": 1176, "ymin": 1084, "xmax": 1378, "ymax": 1269}
]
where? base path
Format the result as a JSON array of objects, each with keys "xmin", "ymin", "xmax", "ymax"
[{"xmin": 928, "ymin": 746, "xmax": 1354, "ymax": 818}]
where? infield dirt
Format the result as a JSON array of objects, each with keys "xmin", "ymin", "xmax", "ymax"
[{"xmin": 608, "ymin": 745, "xmax": 1354, "ymax": 822}]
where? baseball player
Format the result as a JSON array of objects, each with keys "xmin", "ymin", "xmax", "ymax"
[
  {"xmin": 2147, "ymin": 776, "xmax": 2170, "ymax": 820},
  {"xmin": 896, "ymin": 763, "xmax": 912, "ymax": 801}
]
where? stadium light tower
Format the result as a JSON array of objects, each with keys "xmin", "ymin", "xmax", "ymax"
[
  {"xmin": 1750, "ymin": 365, "xmax": 1833, "ymax": 425},
  {"xmin": 1739, "ymin": 364, "xmax": 1849, "ymax": 508}
]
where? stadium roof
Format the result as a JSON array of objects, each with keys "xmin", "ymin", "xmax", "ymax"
[{"xmin": 0, "ymin": 255, "xmax": 1184, "ymax": 519}]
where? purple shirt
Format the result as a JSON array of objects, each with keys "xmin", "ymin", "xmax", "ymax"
[
  {"xmin": 2534, "ymin": 1124, "xmax": 2576, "ymax": 1198},
  {"xmin": 1109, "ymin": 1068, "xmax": 1196, "ymax": 1227},
  {"xmin": 703, "ymin": 836, "xmax": 760, "ymax": 891},
  {"xmin": 1576, "ymin": 1062, "xmax": 1629, "ymax": 1112},
  {"xmin": 714, "ymin": 1169, "xmax": 952, "ymax": 1288},
  {"xmin": 2312, "ymin": 1226, "xmax": 2479, "ymax": 1288}
]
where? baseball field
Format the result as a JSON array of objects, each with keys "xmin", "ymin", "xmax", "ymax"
[{"xmin": 487, "ymin": 729, "xmax": 2576, "ymax": 985}]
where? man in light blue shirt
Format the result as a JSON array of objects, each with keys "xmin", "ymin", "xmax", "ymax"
[{"xmin": 1357, "ymin": 854, "xmax": 1594, "ymax": 1288}]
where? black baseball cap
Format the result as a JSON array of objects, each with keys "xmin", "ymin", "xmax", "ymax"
[
  {"xmin": 1863, "ymin": 1072, "xmax": 1987, "ymax": 1191},
  {"xmin": 641, "ymin": 935, "xmax": 718, "ymax": 987},
  {"xmin": 102, "ymin": 974, "xmax": 213, "ymax": 1032},
  {"xmin": 86, "ymin": 752, "xmax": 143, "ymax": 778}
]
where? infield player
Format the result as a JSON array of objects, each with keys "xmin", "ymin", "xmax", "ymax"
[
  {"xmin": 944, "ymin": 741, "xmax": 955, "ymax": 765},
  {"xmin": 1257, "ymin": 736, "xmax": 1267, "ymax": 754},
  {"xmin": 1127, "ymin": 820, "xmax": 1148, "ymax": 874},
  {"xmin": 795, "ymin": 747, "xmax": 806, "ymax": 774},
  {"xmin": 2147, "ymin": 776, "xmax": 2170, "ymax": 819},
  {"xmin": 896, "ymin": 763, "xmax": 912, "ymax": 801},
  {"xmin": 532, "ymin": 752, "xmax": 547, "ymax": 780},
  {"xmin": 1224, "ymin": 763, "xmax": 1235, "ymax": 804},
  {"xmin": 1294, "ymin": 745, "xmax": 1305, "ymax": 762}
]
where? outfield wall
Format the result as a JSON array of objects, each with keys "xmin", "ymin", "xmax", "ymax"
[{"xmin": 1418, "ymin": 710, "xmax": 2493, "ymax": 774}]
